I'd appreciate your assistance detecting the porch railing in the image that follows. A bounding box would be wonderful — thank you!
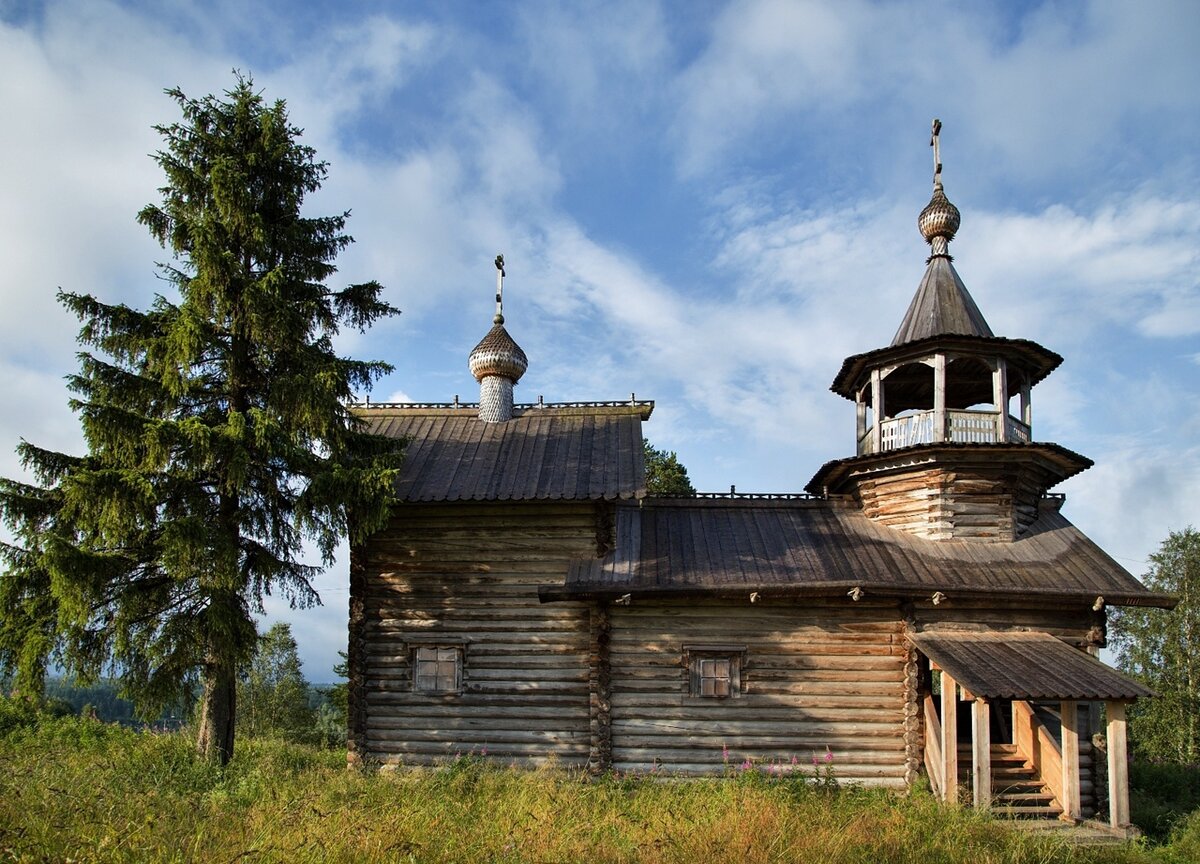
[863,409,1031,454]
[923,694,943,798]
[1012,700,1066,816]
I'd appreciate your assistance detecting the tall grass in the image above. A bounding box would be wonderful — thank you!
[0,706,1192,863]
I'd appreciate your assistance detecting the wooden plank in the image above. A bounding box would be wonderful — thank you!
[871,369,882,451]
[1061,700,1081,821]
[972,698,990,810]
[923,694,943,796]
[941,672,959,805]
[1106,701,1130,828]
[611,695,904,712]
[366,728,589,744]
[610,718,904,736]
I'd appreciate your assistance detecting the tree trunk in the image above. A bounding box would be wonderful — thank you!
[196,657,236,765]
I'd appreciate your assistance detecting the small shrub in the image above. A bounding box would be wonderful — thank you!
[1130,760,1200,840]
[0,693,39,735]
[1158,807,1200,864]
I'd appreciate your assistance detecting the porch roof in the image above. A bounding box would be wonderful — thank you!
[910,630,1153,701]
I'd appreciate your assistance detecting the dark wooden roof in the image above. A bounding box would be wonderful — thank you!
[892,257,992,345]
[806,441,1092,497]
[910,631,1153,700]
[545,499,1172,607]
[356,403,650,502]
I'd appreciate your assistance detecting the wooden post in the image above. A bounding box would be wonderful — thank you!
[1106,701,1130,828]
[347,542,368,765]
[992,358,1009,441]
[588,604,613,773]
[856,392,867,453]
[941,672,959,804]
[1061,701,1081,821]
[972,697,991,810]
[933,353,947,443]
[871,369,883,452]
[1020,383,1032,428]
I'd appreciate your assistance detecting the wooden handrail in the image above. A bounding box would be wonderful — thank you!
[1012,700,1067,816]
[924,694,943,797]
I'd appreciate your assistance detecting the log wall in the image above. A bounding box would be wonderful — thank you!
[354,502,598,767]
[607,600,910,784]
[854,463,1047,541]
[915,603,1097,646]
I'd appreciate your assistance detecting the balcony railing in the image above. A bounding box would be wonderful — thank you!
[859,409,1031,455]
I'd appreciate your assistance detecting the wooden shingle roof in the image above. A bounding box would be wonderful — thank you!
[545,498,1171,607]
[910,630,1153,700]
[892,256,992,346]
[356,402,650,502]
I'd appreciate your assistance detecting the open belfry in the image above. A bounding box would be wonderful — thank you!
[349,122,1171,834]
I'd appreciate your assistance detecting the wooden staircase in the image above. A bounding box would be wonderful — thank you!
[959,744,1063,819]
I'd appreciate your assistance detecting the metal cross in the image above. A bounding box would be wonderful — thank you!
[931,118,943,189]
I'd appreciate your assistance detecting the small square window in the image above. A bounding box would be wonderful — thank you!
[698,657,733,697]
[413,645,462,694]
[685,646,745,698]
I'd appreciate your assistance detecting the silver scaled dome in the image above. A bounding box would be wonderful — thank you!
[918,186,961,244]
[468,317,528,383]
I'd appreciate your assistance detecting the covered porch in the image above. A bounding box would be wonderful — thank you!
[911,630,1153,834]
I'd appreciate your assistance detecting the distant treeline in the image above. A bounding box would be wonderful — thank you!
[39,674,343,735]
[42,677,190,729]
[5,623,347,749]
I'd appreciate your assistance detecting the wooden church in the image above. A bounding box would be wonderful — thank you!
[347,124,1171,831]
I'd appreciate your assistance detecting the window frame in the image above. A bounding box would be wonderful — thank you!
[682,644,747,699]
[409,642,465,695]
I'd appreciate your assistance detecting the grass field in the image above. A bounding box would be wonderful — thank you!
[1,704,1197,863]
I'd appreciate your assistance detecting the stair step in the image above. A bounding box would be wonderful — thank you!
[995,791,1057,804]
[993,805,1064,819]
[964,767,1038,779]
[992,781,1047,792]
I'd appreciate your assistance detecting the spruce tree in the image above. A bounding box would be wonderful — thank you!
[643,439,696,497]
[0,75,403,763]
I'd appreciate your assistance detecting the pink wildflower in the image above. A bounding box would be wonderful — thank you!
[722,743,729,762]
[825,750,834,763]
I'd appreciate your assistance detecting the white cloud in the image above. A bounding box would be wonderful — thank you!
[1061,438,1200,573]
[671,0,873,175]
[670,1,1200,191]
[265,15,438,150]
[515,0,671,142]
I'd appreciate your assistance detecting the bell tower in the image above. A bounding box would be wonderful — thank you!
[806,121,1091,541]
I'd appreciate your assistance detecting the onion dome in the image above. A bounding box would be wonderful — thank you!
[468,318,528,383]
[918,186,961,246]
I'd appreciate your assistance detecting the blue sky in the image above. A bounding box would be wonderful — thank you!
[2,0,1198,681]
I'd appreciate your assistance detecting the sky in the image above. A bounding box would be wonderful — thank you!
[1,0,1198,682]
